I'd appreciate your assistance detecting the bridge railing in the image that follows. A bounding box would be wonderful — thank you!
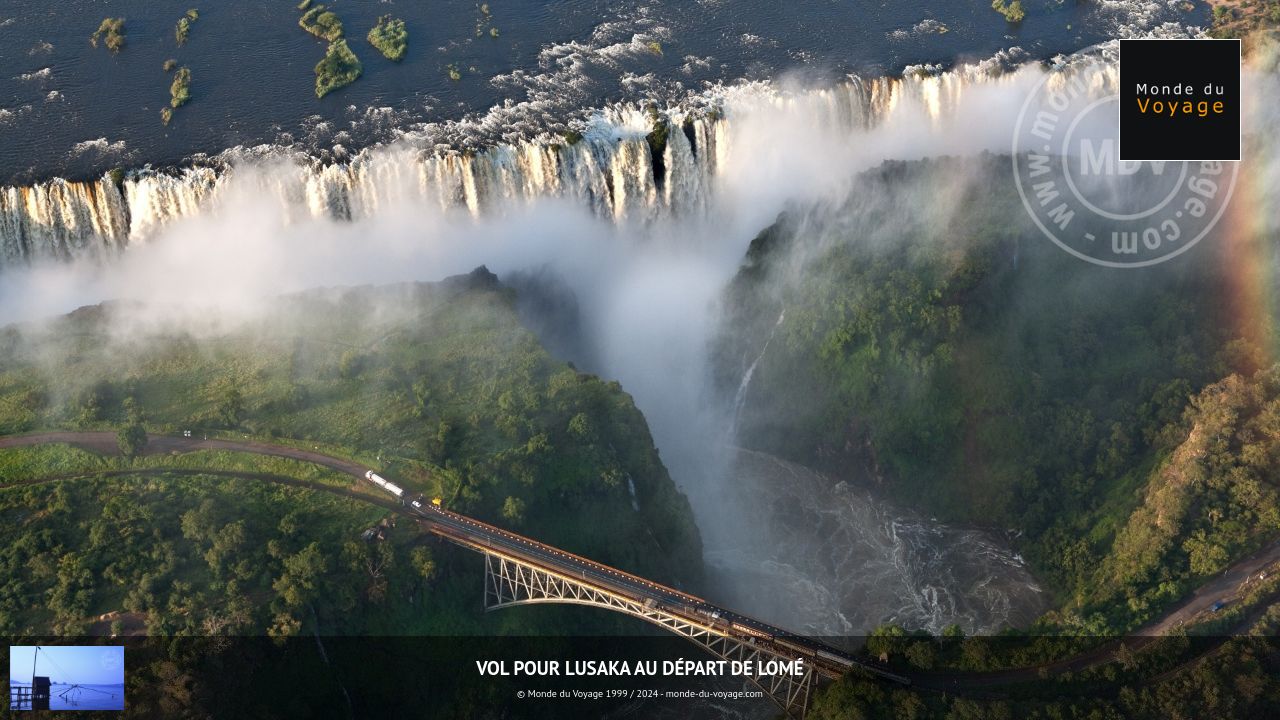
[10,686,32,710]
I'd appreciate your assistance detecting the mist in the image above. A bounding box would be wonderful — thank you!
[1,45,1274,635]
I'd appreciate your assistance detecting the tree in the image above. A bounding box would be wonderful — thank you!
[568,412,593,440]
[409,546,437,584]
[1185,530,1229,576]
[77,381,114,426]
[501,496,526,525]
[273,542,328,608]
[904,640,936,670]
[118,423,148,458]
[204,521,247,577]
[866,624,908,661]
[217,386,244,427]
[339,351,362,379]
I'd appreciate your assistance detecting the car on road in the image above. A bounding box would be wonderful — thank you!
[1210,599,1228,612]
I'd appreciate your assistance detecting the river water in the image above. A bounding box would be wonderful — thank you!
[0,0,1207,675]
[707,449,1046,636]
[0,0,1198,184]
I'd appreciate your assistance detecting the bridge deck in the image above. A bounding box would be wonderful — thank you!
[410,501,908,684]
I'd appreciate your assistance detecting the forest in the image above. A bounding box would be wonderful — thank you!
[0,269,704,714]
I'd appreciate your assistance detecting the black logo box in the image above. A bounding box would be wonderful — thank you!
[1119,38,1241,162]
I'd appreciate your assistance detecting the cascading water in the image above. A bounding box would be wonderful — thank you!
[0,106,726,263]
[0,53,1130,640]
[0,56,1119,267]
[729,308,784,438]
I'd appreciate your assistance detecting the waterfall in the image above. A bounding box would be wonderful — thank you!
[730,309,785,438]
[0,177,130,262]
[0,55,1120,268]
[626,476,640,512]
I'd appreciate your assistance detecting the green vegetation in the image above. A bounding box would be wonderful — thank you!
[1093,369,1280,618]
[163,58,178,72]
[297,0,312,10]
[1208,0,1280,38]
[367,15,408,61]
[992,0,1026,23]
[299,5,345,42]
[0,472,386,636]
[116,422,147,458]
[716,154,1280,720]
[296,3,361,97]
[175,9,199,46]
[645,106,670,158]
[169,67,192,108]
[447,62,462,81]
[717,155,1278,633]
[160,107,173,126]
[0,270,702,641]
[90,18,126,53]
[314,39,362,98]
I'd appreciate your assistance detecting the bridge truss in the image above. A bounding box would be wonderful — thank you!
[483,550,817,719]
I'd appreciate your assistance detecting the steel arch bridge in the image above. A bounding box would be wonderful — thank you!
[483,550,820,718]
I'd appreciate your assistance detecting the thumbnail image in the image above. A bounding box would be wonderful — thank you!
[9,645,124,711]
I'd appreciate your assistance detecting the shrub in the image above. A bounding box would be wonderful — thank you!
[992,0,1026,22]
[90,18,126,52]
[314,39,362,98]
[367,15,408,61]
[175,14,197,46]
[170,67,192,108]
[300,6,344,41]
[118,423,148,458]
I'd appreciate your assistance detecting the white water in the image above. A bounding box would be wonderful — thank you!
[0,52,1147,637]
[705,450,1046,636]
[0,53,1121,267]
[729,309,784,438]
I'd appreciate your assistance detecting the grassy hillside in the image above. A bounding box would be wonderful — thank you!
[0,268,702,639]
